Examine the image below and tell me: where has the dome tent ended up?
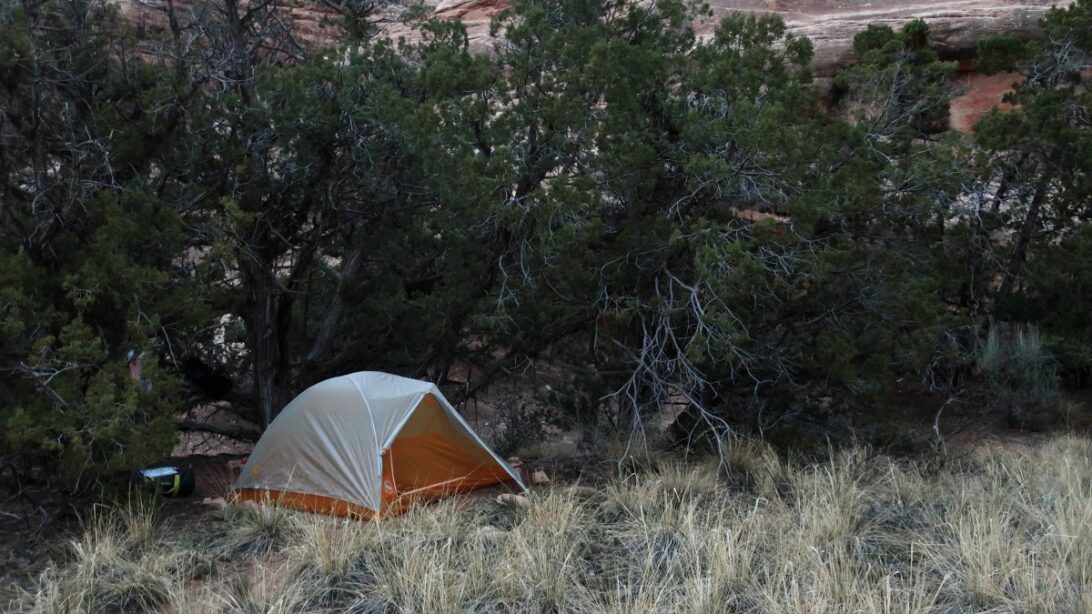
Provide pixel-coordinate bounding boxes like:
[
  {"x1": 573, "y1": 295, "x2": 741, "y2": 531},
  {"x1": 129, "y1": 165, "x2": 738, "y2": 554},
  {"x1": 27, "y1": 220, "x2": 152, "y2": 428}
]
[{"x1": 234, "y1": 371, "x2": 525, "y2": 517}]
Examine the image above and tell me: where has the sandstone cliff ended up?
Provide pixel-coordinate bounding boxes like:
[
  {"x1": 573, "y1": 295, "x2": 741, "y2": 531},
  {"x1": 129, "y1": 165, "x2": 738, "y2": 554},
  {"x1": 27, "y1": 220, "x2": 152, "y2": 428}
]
[{"x1": 117, "y1": 0, "x2": 1067, "y2": 130}]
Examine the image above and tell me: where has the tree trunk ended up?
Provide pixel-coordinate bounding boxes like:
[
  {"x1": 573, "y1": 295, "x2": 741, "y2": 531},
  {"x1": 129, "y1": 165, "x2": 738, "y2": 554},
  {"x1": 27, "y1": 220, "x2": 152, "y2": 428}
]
[
  {"x1": 223, "y1": 0, "x2": 255, "y2": 104},
  {"x1": 995, "y1": 173, "x2": 1051, "y2": 314},
  {"x1": 242, "y1": 259, "x2": 281, "y2": 429},
  {"x1": 303, "y1": 242, "x2": 366, "y2": 374}
]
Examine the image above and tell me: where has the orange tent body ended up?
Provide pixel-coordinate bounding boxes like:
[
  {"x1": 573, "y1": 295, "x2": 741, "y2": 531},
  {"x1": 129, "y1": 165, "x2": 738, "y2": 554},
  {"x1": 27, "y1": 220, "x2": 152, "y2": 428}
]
[{"x1": 233, "y1": 372, "x2": 524, "y2": 518}]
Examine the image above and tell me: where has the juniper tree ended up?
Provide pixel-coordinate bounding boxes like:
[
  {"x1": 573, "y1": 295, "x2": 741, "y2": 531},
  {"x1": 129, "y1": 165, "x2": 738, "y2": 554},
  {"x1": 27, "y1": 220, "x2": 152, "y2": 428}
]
[
  {"x1": 0, "y1": 0, "x2": 203, "y2": 499},
  {"x1": 410, "y1": 0, "x2": 961, "y2": 445},
  {"x1": 967, "y1": 0, "x2": 1092, "y2": 378}
]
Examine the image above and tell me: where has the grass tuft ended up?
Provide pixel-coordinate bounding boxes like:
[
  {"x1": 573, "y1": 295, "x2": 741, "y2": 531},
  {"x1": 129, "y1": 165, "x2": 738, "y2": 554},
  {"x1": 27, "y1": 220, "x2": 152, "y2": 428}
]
[{"x1": 216, "y1": 500, "x2": 301, "y2": 557}]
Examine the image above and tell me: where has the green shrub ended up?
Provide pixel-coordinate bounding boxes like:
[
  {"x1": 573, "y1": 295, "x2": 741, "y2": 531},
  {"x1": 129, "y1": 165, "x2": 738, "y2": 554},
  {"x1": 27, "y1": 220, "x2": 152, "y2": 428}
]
[
  {"x1": 486, "y1": 398, "x2": 549, "y2": 458},
  {"x1": 977, "y1": 324, "x2": 1060, "y2": 428}
]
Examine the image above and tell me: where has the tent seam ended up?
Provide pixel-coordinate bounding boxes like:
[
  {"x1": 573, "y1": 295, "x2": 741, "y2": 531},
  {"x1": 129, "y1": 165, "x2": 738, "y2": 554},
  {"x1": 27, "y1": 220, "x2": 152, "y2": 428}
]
[
  {"x1": 382, "y1": 391, "x2": 426, "y2": 450},
  {"x1": 347, "y1": 374, "x2": 384, "y2": 511}
]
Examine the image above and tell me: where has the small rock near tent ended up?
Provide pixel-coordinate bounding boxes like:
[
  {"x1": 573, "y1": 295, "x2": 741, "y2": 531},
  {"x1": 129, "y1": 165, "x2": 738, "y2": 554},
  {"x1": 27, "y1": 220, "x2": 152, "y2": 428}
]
[{"x1": 235, "y1": 371, "x2": 525, "y2": 517}]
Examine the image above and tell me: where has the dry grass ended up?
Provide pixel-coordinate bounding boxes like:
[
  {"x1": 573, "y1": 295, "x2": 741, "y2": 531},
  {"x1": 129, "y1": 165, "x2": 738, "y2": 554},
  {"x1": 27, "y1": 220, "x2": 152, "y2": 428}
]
[{"x1": 11, "y1": 435, "x2": 1092, "y2": 613}]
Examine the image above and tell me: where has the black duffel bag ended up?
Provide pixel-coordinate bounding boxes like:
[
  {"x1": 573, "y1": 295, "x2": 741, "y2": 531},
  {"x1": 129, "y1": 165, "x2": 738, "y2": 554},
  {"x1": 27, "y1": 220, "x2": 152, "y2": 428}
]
[{"x1": 133, "y1": 465, "x2": 196, "y2": 497}]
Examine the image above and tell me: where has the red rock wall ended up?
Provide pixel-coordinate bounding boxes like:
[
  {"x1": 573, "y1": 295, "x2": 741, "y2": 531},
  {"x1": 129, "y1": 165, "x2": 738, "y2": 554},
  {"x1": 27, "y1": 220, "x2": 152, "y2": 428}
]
[{"x1": 950, "y1": 70, "x2": 1020, "y2": 133}]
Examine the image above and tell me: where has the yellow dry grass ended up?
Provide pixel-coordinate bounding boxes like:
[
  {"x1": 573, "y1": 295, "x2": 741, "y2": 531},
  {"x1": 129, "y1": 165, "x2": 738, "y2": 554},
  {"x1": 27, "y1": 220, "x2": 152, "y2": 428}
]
[{"x1": 11, "y1": 435, "x2": 1092, "y2": 613}]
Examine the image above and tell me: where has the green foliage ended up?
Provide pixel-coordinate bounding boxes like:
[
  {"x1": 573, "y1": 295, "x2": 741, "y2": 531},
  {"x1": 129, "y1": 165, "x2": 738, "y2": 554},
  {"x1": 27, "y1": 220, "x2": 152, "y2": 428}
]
[
  {"x1": 485, "y1": 396, "x2": 549, "y2": 457},
  {"x1": 403, "y1": 0, "x2": 961, "y2": 436},
  {"x1": 0, "y1": 0, "x2": 204, "y2": 494},
  {"x1": 837, "y1": 19, "x2": 958, "y2": 138},
  {"x1": 963, "y1": 0, "x2": 1092, "y2": 377},
  {"x1": 974, "y1": 32, "x2": 1030, "y2": 74},
  {"x1": 1020, "y1": 226, "x2": 1092, "y2": 385},
  {"x1": 977, "y1": 324, "x2": 1060, "y2": 427}
]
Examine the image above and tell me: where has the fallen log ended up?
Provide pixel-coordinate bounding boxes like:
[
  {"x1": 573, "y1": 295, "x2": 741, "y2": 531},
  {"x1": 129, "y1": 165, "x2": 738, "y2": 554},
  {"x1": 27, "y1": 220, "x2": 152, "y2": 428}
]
[{"x1": 174, "y1": 419, "x2": 261, "y2": 442}]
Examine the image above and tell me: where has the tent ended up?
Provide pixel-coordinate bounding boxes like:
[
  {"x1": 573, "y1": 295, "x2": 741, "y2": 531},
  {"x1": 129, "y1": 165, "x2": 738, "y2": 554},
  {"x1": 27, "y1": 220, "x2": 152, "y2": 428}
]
[{"x1": 234, "y1": 371, "x2": 524, "y2": 518}]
